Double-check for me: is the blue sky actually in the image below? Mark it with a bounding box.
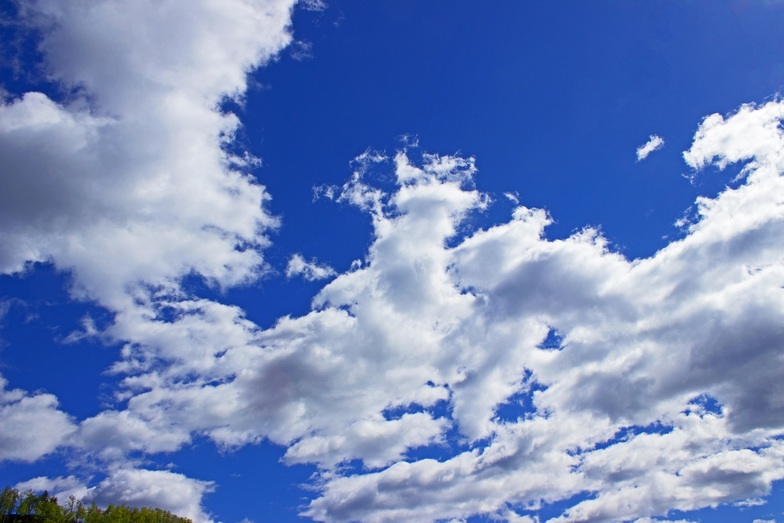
[2,1,784,522]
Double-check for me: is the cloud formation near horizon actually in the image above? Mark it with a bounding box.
[2,2,784,523]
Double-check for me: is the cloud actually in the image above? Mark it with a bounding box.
[296,102,784,521]
[16,469,215,523]
[0,0,295,516]
[299,0,328,12]
[85,469,215,523]
[286,254,336,281]
[60,99,784,522]
[0,376,76,462]
[0,0,299,307]
[636,134,665,161]
[15,476,91,503]
[3,2,784,522]
[6,99,780,522]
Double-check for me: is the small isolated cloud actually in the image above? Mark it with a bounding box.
[399,133,420,147]
[637,134,665,161]
[289,40,314,61]
[286,254,336,281]
[503,192,520,204]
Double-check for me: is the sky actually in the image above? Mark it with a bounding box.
[2,1,784,522]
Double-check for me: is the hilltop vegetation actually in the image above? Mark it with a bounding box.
[0,487,193,523]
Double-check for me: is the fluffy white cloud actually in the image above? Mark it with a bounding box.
[4,2,784,522]
[0,0,295,518]
[6,95,784,522]
[83,101,784,521]
[85,469,215,523]
[295,103,784,521]
[636,134,665,161]
[15,476,91,504]
[0,1,297,308]
[16,469,215,523]
[0,376,76,462]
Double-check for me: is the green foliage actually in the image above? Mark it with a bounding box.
[0,488,20,518]
[0,488,193,523]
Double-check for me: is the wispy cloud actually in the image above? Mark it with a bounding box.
[637,134,665,160]
[286,254,336,281]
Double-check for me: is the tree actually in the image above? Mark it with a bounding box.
[0,487,20,520]
[0,488,192,523]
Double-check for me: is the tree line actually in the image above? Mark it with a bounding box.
[0,488,193,523]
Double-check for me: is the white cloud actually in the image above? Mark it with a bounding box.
[0,376,76,462]
[0,1,296,307]
[71,99,784,522]
[39,100,780,523]
[636,134,665,161]
[296,102,784,521]
[17,470,217,523]
[6,89,784,522]
[4,2,784,522]
[0,0,294,517]
[286,254,336,281]
[15,476,91,504]
[86,469,215,523]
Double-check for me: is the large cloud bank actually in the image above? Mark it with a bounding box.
[2,2,784,523]
[0,0,296,520]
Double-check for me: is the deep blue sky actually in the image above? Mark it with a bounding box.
[255,0,783,257]
[2,2,784,523]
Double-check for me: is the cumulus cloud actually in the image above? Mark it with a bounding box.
[15,476,90,504]
[17,470,215,523]
[0,1,297,306]
[636,134,665,161]
[286,254,336,281]
[0,376,76,462]
[8,100,784,522]
[297,103,784,521]
[0,0,295,517]
[4,2,784,522]
[86,469,215,523]
[63,101,784,522]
